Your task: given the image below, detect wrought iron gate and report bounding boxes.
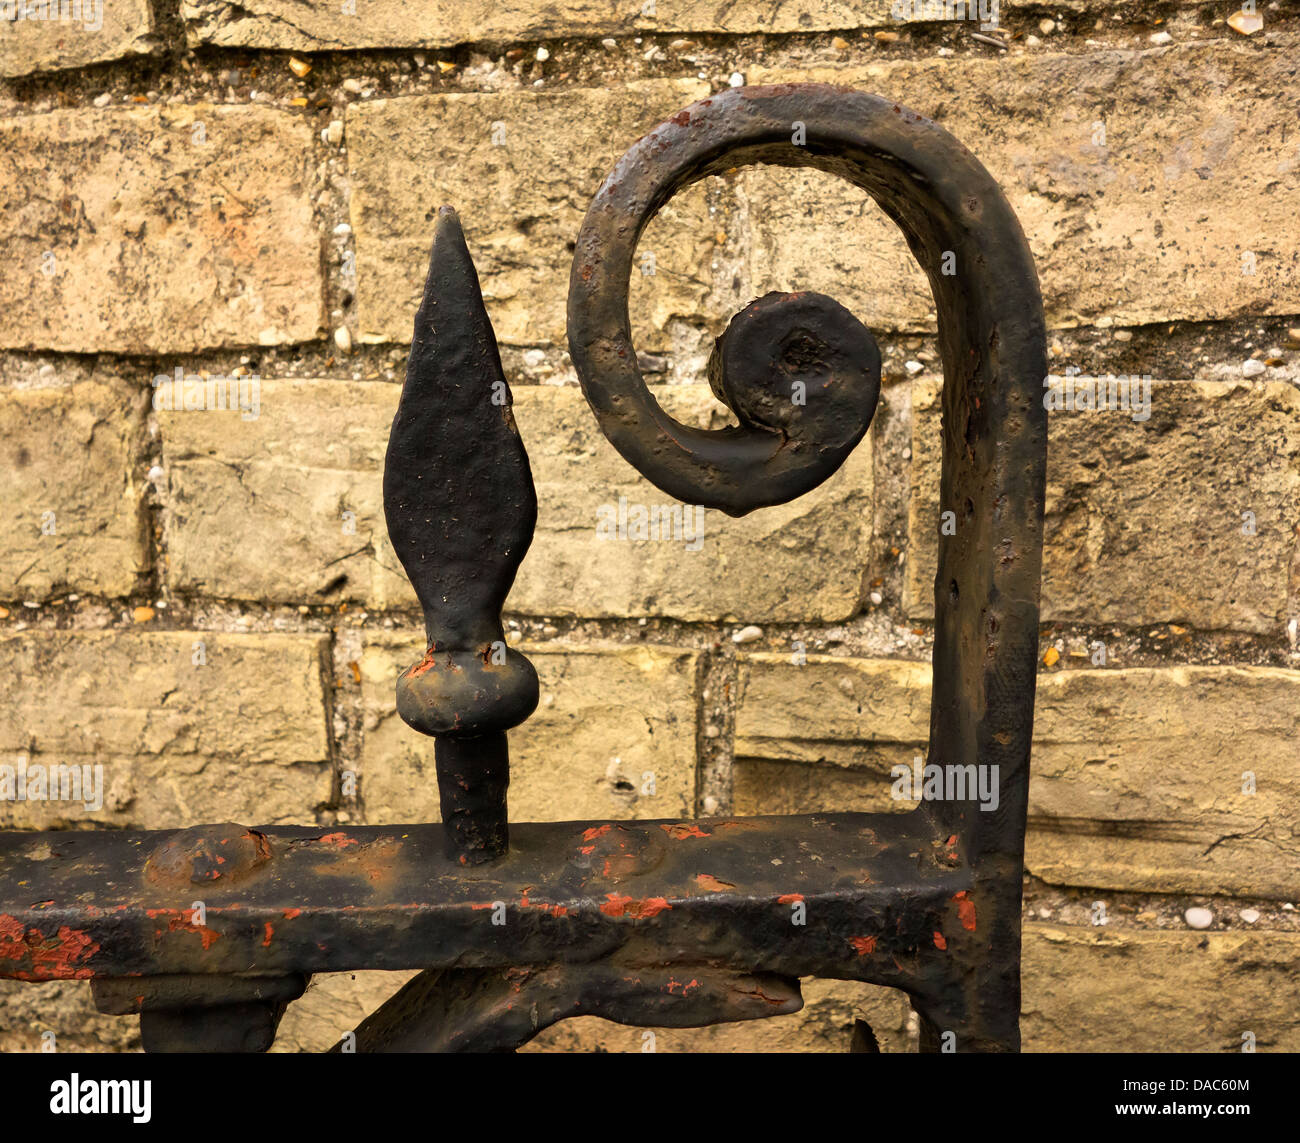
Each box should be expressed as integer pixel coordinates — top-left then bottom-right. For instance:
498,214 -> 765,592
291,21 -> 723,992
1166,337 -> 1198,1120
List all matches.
0,83 -> 1047,1053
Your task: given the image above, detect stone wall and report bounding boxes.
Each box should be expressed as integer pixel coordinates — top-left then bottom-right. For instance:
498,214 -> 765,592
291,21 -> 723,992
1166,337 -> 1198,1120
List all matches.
1,0 -> 1297,1053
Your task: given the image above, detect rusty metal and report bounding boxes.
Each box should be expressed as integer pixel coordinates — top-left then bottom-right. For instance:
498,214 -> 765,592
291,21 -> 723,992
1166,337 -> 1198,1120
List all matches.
384,206 -> 539,863
0,83 -> 1046,1053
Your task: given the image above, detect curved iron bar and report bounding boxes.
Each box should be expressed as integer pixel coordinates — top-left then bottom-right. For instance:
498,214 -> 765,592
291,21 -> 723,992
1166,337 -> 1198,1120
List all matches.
568,83 -> 1048,1048
333,963 -> 802,1053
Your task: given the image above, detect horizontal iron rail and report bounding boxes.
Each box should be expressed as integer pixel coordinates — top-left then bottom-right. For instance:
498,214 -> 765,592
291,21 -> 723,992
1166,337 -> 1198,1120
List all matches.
0,812 -> 974,989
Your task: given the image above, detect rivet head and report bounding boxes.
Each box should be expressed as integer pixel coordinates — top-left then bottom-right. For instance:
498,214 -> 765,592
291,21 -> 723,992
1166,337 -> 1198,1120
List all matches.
145,823 -> 273,888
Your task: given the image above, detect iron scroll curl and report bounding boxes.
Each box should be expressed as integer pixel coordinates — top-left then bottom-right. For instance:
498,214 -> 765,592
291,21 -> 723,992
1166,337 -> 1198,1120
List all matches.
567,83 -> 1046,521
568,80 -> 1049,882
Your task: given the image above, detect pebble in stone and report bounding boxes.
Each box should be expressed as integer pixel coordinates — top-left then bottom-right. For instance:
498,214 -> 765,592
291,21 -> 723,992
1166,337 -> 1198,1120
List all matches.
535,47 -> 549,61
1239,908 -> 1260,924
1038,18 -> 1055,33
333,326 -> 352,355
326,119 -> 344,145
1227,9 -> 1264,35
601,38 -> 618,50
1149,31 -> 1173,44
869,591 -> 884,606
1184,906 -> 1214,930
342,78 -> 363,94
1241,358 -> 1266,377
728,72 -> 745,87
732,625 -> 763,644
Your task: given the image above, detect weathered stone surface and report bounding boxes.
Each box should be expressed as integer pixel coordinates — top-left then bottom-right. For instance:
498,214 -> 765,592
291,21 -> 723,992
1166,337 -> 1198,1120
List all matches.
360,637 -> 698,823
907,378 -> 1300,632
1023,924 -> 1300,1052
1027,666 -> 1300,901
181,0 -> 1208,50
0,0 -> 157,78
271,969 -> 419,1053
183,1 -> 898,51
749,42 -> 1300,329
734,654 -> 1300,898
739,167 -> 932,333
512,385 -> 871,621
0,106 -> 322,352
347,81 -> 720,348
161,379 -> 872,622
0,978 -> 137,1053
0,630 -> 334,829
159,378 -> 400,606
735,654 -> 930,814
0,380 -> 148,600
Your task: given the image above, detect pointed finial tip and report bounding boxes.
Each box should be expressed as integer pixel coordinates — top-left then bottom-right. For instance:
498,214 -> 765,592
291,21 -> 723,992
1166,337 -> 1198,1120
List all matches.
432,205 -> 465,245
